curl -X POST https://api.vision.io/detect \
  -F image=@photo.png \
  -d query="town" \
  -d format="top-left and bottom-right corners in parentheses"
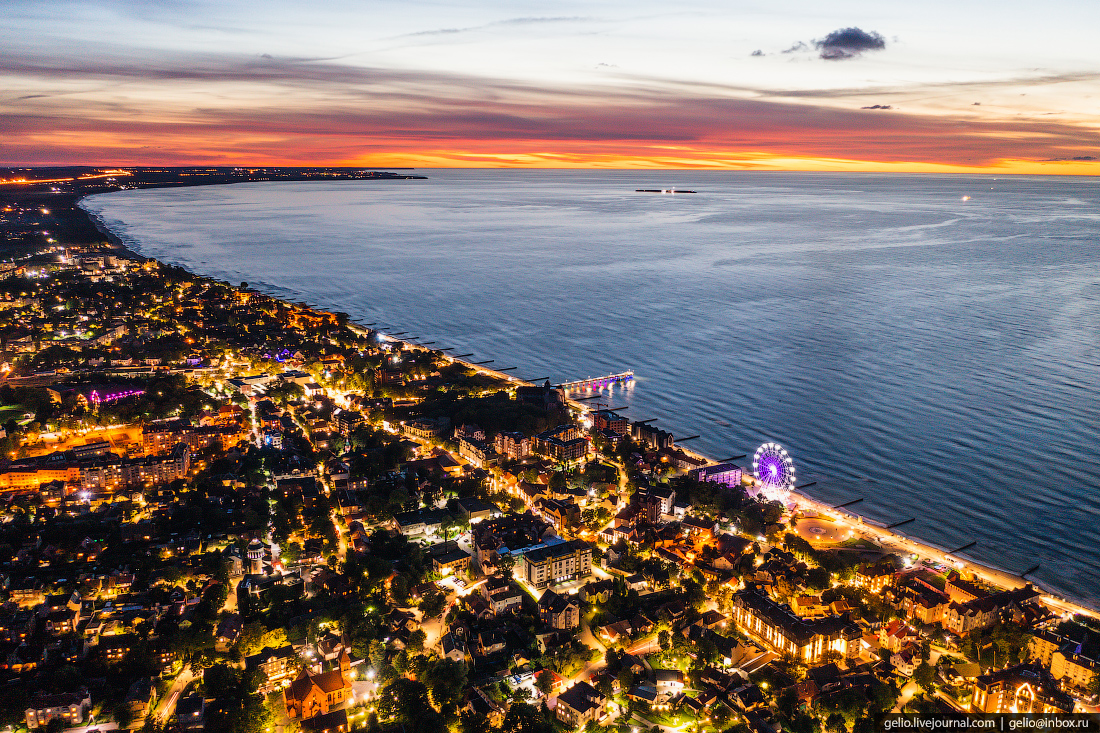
top-left (0, 174), bottom-right (1097, 733)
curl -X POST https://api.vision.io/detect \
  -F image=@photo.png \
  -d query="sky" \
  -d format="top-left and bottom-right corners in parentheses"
top-left (2, 0), bottom-right (1099, 172)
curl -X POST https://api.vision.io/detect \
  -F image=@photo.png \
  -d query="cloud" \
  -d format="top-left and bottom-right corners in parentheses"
top-left (813, 27), bottom-right (886, 60)
top-left (751, 50), bottom-right (764, 57)
top-left (2, 44), bottom-right (1099, 170)
top-left (861, 105), bottom-right (892, 110)
top-left (782, 41), bottom-right (808, 54)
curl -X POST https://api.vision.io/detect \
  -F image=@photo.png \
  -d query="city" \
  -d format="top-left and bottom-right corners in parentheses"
top-left (0, 175), bottom-right (1096, 733)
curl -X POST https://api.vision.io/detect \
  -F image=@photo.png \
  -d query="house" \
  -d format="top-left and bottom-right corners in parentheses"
top-left (25, 689), bottom-right (91, 730)
top-left (476, 629), bottom-right (507, 656)
top-left (654, 668), bottom-right (685, 692)
top-left (853, 560), bottom-right (895, 593)
top-left (283, 656), bottom-right (353, 719)
top-left (539, 589), bottom-right (580, 630)
top-left (891, 644), bottom-right (922, 677)
top-left (555, 682), bottom-right (607, 728)
top-left (176, 694), bottom-right (206, 732)
top-left (792, 595), bottom-right (830, 619)
top-left (482, 576), bottom-right (523, 614)
top-left (943, 585), bottom-right (1043, 635)
top-left (580, 579), bottom-right (615, 603)
top-left (972, 664), bottom-right (1074, 713)
top-left (245, 645), bottom-right (299, 693)
top-left (126, 678), bottom-right (157, 723)
top-left (441, 632), bottom-right (470, 664)
top-left (301, 710), bottom-right (348, 733)
top-left (431, 547), bottom-right (471, 577)
top-left (879, 619), bottom-right (919, 653)
top-left (216, 613), bottom-right (243, 645)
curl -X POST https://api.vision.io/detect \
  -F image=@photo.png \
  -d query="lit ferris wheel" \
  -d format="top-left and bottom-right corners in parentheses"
top-left (753, 442), bottom-right (795, 503)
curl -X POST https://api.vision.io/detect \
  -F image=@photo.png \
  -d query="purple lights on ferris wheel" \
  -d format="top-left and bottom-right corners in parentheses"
top-left (753, 442), bottom-right (795, 503)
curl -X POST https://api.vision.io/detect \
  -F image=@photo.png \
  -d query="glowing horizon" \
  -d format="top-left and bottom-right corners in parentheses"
top-left (2, 0), bottom-right (1098, 174)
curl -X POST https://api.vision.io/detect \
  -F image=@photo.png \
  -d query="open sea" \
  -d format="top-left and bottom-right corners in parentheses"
top-left (82, 170), bottom-right (1100, 607)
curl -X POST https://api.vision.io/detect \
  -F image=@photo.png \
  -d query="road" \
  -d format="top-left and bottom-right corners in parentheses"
top-left (155, 666), bottom-right (195, 725)
top-left (891, 648), bottom-right (943, 712)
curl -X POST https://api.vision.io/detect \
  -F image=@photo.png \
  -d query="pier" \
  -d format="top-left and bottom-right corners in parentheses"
top-left (557, 370), bottom-right (635, 391)
top-left (886, 517), bottom-right (916, 529)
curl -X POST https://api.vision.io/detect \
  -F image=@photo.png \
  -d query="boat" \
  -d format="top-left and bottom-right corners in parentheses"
top-left (635, 188), bottom-right (697, 194)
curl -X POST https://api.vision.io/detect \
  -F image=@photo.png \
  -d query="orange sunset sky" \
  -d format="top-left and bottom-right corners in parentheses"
top-left (2, 0), bottom-right (1099, 173)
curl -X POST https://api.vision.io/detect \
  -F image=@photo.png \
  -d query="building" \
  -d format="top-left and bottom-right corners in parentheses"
top-left (176, 694), bottom-right (206, 732)
top-left (632, 421), bottom-right (673, 450)
top-left (245, 645), bottom-right (299, 693)
top-left (693, 462), bottom-right (743, 488)
top-left (536, 497), bottom-right (580, 531)
top-left (534, 425), bottom-right (588, 462)
top-left (472, 514), bottom-right (554, 570)
top-left (853, 560), bottom-right (895, 594)
top-left (25, 689), bottom-right (91, 730)
top-left (431, 547), bottom-right (471, 577)
top-left (539, 589), bottom-right (580, 629)
top-left (943, 585), bottom-right (1043, 635)
top-left (516, 381), bottom-right (566, 410)
top-left (730, 587), bottom-right (862, 663)
top-left (945, 578), bottom-right (988, 605)
top-left (495, 431), bottom-right (531, 459)
top-left (392, 508), bottom-right (450, 536)
top-left (522, 540), bottom-right (593, 590)
top-left (283, 657), bottom-right (353, 719)
top-left (482, 576), bottom-right (524, 614)
top-left (555, 682), bottom-right (607, 729)
top-left (971, 664), bottom-right (1074, 714)
top-left (456, 497), bottom-right (497, 523)
top-left (654, 669), bottom-right (685, 692)
top-left (1029, 629), bottom-right (1099, 694)
top-left (301, 710), bottom-right (348, 733)
top-left (334, 410), bottom-right (365, 436)
top-left (592, 410), bottom-right (629, 436)
top-left (126, 678), bottom-right (157, 724)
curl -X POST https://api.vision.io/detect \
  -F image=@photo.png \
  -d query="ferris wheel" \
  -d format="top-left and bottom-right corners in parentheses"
top-left (753, 442), bottom-right (795, 503)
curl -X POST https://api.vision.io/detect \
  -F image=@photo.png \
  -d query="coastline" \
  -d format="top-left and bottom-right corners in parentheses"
top-left (74, 185), bottom-right (1100, 621)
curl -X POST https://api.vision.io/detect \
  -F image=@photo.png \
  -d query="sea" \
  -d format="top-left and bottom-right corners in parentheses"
top-left (81, 170), bottom-right (1100, 607)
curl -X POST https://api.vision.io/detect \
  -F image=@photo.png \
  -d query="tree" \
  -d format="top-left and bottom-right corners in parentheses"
top-left (912, 662), bottom-right (935, 691)
top-left (497, 553), bottom-right (516, 577)
top-left (408, 629), bottom-right (426, 653)
top-left (420, 589), bottom-right (446, 618)
top-left (500, 702), bottom-right (554, 733)
top-left (658, 630), bottom-right (671, 652)
top-left (535, 670), bottom-right (553, 697)
top-left (460, 711), bottom-right (492, 733)
top-left (424, 657), bottom-right (468, 711)
top-left (377, 678), bottom-right (431, 723)
top-left (825, 712), bottom-right (848, 733)
top-left (369, 640), bottom-right (387, 670)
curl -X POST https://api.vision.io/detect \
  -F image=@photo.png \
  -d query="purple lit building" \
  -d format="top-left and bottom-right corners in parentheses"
top-left (693, 462), bottom-right (743, 488)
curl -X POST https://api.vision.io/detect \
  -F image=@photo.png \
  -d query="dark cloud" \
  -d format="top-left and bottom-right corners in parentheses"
top-left (861, 105), bottom-right (892, 110)
top-left (813, 27), bottom-right (886, 60)
top-left (782, 41), bottom-right (808, 54)
top-left (751, 49), bottom-right (764, 57)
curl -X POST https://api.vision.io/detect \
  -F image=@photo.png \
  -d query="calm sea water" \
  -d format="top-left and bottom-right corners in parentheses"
top-left (83, 170), bottom-right (1100, 606)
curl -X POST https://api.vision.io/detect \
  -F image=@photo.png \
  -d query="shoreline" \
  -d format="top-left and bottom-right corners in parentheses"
top-left (73, 185), bottom-right (1100, 620)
